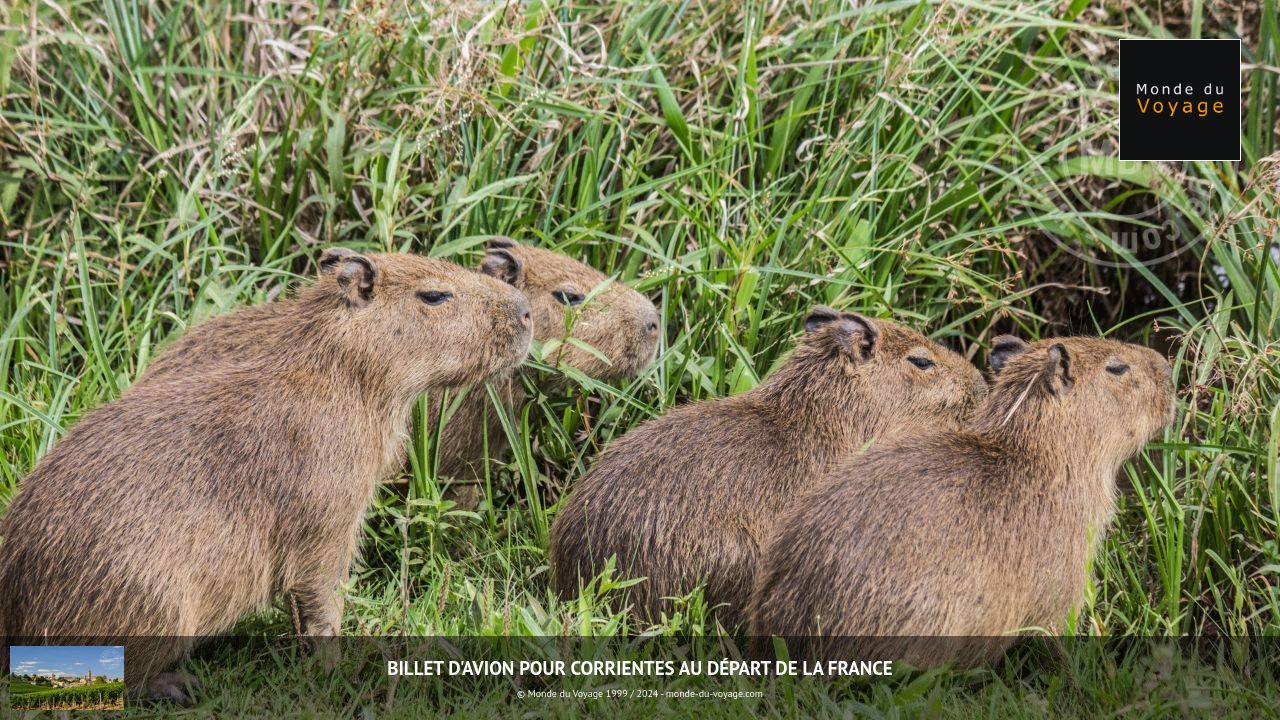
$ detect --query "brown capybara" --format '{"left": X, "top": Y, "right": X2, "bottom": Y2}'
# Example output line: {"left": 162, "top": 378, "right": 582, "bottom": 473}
{"left": 748, "top": 336, "right": 1176, "bottom": 667}
{"left": 548, "top": 306, "right": 988, "bottom": 627}
{"left": 431, "top": 237, "right": 661, "bottom": 506}
{"left": 0, "top": 249, "right": 532, "bottom": 703}
{"left": 139, "top": 237, "right": 661, "bottom": 508}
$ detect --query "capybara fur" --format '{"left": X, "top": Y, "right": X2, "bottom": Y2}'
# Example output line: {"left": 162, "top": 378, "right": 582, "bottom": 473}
{"left": 549, "top": 306, "right": 988, "bottom": 627}
{"left": 748, "top": 336, "right": 1175, "bottom": 667}
{"left": 0, "top": 249, "right": 532, "bottom": 702}
{"left": 430, "top": 238, "right": 661, "bottom": 507}
{"left": 139, "top": 237, "right": 661, "bottom": 509}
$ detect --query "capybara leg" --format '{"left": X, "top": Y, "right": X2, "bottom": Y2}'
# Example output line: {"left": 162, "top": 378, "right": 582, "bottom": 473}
{"left": 700, "top": 530, "right": 759, "bottom": 628}
{"left": 292, "top": 572, "right": 345, "bottom": 671}
{"left": 294, "top": 580, "right": 343, "bottom": 636}
{"left": 124, "top": 637, "right": 196, "bottom": 703}
{"left": 144, "top": 671, "right": 202, "bottom": 706}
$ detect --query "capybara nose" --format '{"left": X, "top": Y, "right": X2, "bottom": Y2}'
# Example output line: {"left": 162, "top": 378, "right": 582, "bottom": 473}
{"left": 514, "top": 296, "right": 532, "bottom": 329}
{"left": 641, "top": 307, "right": 661, "bottom": 336}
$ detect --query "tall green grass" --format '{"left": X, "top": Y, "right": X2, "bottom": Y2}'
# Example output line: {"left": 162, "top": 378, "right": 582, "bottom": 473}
{"left": 1, "top": 0, "right": 1279, "bottom": 713}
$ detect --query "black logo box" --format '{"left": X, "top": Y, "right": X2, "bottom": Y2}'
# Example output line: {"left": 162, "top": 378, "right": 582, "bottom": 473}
{"left": 1119, "top": 38, "right": 1241, "bottom": 161}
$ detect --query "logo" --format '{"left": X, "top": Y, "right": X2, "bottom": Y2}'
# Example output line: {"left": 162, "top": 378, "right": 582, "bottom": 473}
{"left": 1037, "top": 39, "right": 1240, "bottom": 268}
{"left": 1119, "top": 38, "right": 1241, "bottom": 161}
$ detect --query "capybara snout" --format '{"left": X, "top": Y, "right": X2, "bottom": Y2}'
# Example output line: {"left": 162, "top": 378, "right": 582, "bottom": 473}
{"left": 428, "top": 238, "right": 664, "bottom": 505}
{"left": 480, "top": 237, "right": 662, "bottom": 381}
{"left": 476, "top": 273, "right": 534, "bottom": 374}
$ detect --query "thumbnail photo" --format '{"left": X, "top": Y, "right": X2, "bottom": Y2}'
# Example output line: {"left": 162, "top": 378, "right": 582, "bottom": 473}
{"left": 8, "top": 647, "right": 125, "bottom": 711}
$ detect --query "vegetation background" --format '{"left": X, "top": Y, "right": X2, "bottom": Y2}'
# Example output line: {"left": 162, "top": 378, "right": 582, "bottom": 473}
{"left": 1, "top": 0, "right": 1278, "bottom": 716}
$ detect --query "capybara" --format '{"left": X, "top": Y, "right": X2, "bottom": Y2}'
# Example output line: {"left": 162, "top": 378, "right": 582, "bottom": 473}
{"left": 139, "top": 237, "right": 661, "bottom": 508}
{"left": 748, "top": 336, "right": 1175, "bottom": 666}
{"left": 0, "top": 249, "right": 532, "bottom": 702}
{"left": 549, "top": 306, "right": 988, "bottom": 626}
{"left": 431, "top": 237, "right": 661, "bottom": 506}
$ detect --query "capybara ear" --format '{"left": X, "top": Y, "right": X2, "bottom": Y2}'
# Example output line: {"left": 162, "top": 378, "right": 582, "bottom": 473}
{"left": 487, "top": 236, "right": 518, "bottom": 250}
{"left": 481, "top": 248, "right": 523, "bottom": 286}
{"left": 803, "top": 306, "right": 841, "bottom": 333}
{"left": 836, "top": 312, "right": 879, "bottom": 362}
{"left": 319, "top": 247, "right": 377, "bottom": 307}
{"left": 1041, "top": 342, "right": 1074, "bottom": 395}
{"left": 989, "top": 335, "right": 1029, "bottom": 374}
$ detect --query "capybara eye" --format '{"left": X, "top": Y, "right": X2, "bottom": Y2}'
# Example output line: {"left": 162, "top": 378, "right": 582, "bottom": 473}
{"left": 553, "top": 290, "right": 585, "bottom": 306}
{"left": 416, "top": 290, "right": 452, "bottom": 305}
{"left": 908, "top": 356, "right": 935, "bottom": 370}
{"left": 1106, "top": 361, "right": 1130, "bottom": 376}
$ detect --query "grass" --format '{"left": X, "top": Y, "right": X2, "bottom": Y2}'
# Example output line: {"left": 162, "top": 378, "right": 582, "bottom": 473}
{"left": 1, "top": 0, "right": 1279, "bottom": 716}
